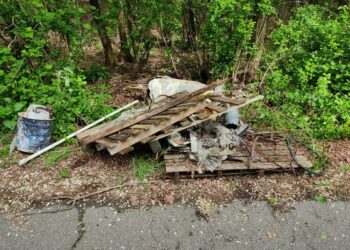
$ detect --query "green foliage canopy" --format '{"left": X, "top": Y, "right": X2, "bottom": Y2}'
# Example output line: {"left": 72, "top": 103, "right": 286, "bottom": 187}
{"left": 264, "top": 5, "right": 350, "bottom": 139}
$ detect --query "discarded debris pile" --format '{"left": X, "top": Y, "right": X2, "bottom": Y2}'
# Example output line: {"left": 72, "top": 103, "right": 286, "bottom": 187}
{"left": 165, "top": 132, "right": 311, "bottom": 179}
{"left": 77, "top": 78, "right": 262, "bottom": 154}
{"left": 76, "top": 77, "right": 312, "bottom": 178}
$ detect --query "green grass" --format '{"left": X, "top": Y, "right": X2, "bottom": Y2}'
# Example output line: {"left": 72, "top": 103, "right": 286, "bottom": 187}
{"left": 59, "top": 167, "right": 69, "bottom": 178}
{"left": 314, "top": 194, "right": 327, "bottom": 204}
{"left": 314, "top": 180, "right": 332, "bottom": 189}
{"left": 0, "top": 130, "right": 15, "bottom": 160}
{"left": 266, "top": 196, "right": 279, "bottom": 206}
{"left": 132, "top": 156, "right": 163, "bottom": 180}
{"left": 0, "top": 145, "right": 10, "bottom": 159}
{"left": 0, "top": 131, "right": 15, "bottom": 168}
{"left": 45, "top": 147, "right": 70, "bottom": 167}
{"left": 340, "top": 164, "right": 350, "bottom": 174}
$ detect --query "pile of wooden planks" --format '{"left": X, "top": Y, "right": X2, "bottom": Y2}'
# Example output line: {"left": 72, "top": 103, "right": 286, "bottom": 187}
{"left": 77, "top": 80, "right": 263, "bottom": 155}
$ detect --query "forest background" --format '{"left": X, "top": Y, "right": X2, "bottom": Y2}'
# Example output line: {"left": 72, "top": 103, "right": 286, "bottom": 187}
{"left": 0, "top": 0, "right": 349, "bottom": 142}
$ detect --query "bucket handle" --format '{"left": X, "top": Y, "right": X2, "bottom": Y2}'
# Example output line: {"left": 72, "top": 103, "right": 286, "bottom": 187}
{"left": 34, "top": 106, "right": 52, "bottom": 119}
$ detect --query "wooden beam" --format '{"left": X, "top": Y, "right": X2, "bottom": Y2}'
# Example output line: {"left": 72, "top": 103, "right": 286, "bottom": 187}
{"left": 108, "top": 133, "right": 129, "bottom": 140}
{"left": 206, "top": 104, "right": 227, "bottom": 113}
{"left": 77, "top": 79, "right": 226, "bottom": 146}
{"left": 210, "top": 96, "right": 246, "bottom": 105}
{"left": 165, "top": 161, "right": 297, "bottom": 173}
{"left": 119, "top": 147, "right": 134, "bottom": 155}
{"left": 130, "top": 124, "right": 153, "bottom": 129}
{"left": 95, "top": 138, "right": 118, "bottom": 148}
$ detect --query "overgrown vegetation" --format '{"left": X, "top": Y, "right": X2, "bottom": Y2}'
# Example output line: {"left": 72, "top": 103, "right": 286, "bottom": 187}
{"left": 262, "top": 5, "right": 350, "bottom": 139}
{"left": 0, "top": 0, "right": 349, "bottom": 141}
{"left": 132, "top": 156, "right": 163, "bottom": 180}
{"left": 0, "top": 0, "right": 112, "bottom": 139}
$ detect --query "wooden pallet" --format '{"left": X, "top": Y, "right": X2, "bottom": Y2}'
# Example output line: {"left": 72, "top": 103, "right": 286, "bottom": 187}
{"left": 164, "top": 143, "right": 310, "bottom": 179}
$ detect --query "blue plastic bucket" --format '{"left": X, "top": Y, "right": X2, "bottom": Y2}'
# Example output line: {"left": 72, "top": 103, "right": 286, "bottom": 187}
{"left": 16, "top": 112, "right": 53, "bottom": 153}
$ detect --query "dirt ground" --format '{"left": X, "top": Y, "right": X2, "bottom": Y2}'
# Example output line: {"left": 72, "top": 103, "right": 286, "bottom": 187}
{"left": 1, "top": 49, "right": 349, "bottom": 220}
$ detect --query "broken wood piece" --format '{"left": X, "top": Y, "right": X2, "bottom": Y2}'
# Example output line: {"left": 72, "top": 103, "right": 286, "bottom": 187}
{"left": 162, "top": 125, "right": 174, "bottom": 133}
{"left": 195, "top": 113, "right": 209, "bottom": 120}
{"left": 130, "top": 124, "right": 153, "bottom": 129}
{"left": 180, "top": 119, "right": 191, "bottom": 127}
{"left": 95, "top": 138, "right": 118, "bottom": 148}
{"left": 141, "top": 136, "right": 156, "bottom": 144}
{"left": 206, "top": 104, "right": 227, "bottom": 113}
{"left": 138, "top": 119, "right": 161, "bottom": 125}
{"left": 108, "top": 133, "right": 129, "bottom": 140}
{"left": 210, "top": 96, "right": 246, "bottom": 105}
{"left": 119, "top": 147, "right": 134, "bottom": 155}
{"left": 165, "top": 160, "right": 298, "bottom": 173}
{"left": 150, "top": 115, "right": 172, "bottom": 120}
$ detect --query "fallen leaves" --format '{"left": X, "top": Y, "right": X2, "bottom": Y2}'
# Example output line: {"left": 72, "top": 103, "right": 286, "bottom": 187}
{"left": 195, "top": 198, "right": 215, "bottom": 220}
{"left": 266, "top": 231, "right": 277, "bottom": 240}
{"left": 164, "top": 195, "right": 174, "bottom": 205}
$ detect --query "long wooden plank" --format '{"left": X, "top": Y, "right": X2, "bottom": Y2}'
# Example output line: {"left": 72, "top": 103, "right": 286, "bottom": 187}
{"left": 165, "top": 161, "right": 297, "bottom": 173}
{"left": 210, "top": 96, "right": 246, "bottom": 105}
{"left": 77, "top": 79, "right": 226, "bottom": 145}
{"left": 138, "top": 119, "right": 161, "bottom": 125}
{"left": 95, "top": 138, "right": 118, "bottom": 148}
{"left": 151, "top": 95, "right": 264, "bottom": 142}
{"left": 130, "top": 124, "right": 153, "bottom": 129}
{"left": 149, "top": 115, "right": 172, "bottom": 120}
{"left": 206, "top": 103, "right": 227, "bottom": 112}
{"left": 108, "top": 133, "right": 129, "bottom": 140}
{"left": 107, "top": 102, "right": 208, "bottom": 155}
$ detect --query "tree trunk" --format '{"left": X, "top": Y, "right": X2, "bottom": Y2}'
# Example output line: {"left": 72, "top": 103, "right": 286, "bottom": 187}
{"left": 117, "top": 10, "right": 133, "bottom": 63}
{"left": 245, "top": 15, "right": 267, "bottom": 84}
{"left": 89, "top": 0, "right": 116, "bottom": 67}
{"left": 182, "top": 0, "right": 197, "bottom": 46}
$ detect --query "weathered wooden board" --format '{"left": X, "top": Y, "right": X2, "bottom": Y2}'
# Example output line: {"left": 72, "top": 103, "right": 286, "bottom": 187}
{"left": 209, "top": 96, "right": 246, "bottom": 105}
{"left": 95, "top": 138, "right": 118, "bottom": 148}
{"left": 108, "top": 133, "right": 129, "bottom": 140}
{"left": 206, "top": 103, "right": 227, "bottom": 113}
{"left": 165, "top": 161, "right": 297, "bottom": 173}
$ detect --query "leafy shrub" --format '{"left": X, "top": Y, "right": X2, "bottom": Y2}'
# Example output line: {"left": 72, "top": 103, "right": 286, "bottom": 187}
{"left": 0, "top": 1, "right": 112, "bottom": 139}
{"left": 203, "top": 0, "right": 276, "bottom": 76}
{"left": 263, "top": 5, "right": 350, "bottom": 139}
{"left": 83, "top": 64, "right": 111, "bottom": 83}
{"left": 0, "top": 46, "right": 112, "bottom": 139}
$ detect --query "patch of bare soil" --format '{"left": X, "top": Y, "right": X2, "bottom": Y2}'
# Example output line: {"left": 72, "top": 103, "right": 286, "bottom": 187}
{"left": 0, "top": 140, "right": 349, "bottom": 220}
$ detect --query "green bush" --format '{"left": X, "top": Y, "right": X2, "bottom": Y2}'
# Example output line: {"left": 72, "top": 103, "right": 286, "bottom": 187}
{"left": 0, "top": 1, "right": 112, "bottom": 139}
{"left": 263, "top": 5, "right": 350, "bottom": 139}
{"left": 203, "top": 0, "right": 276, "bottom": 76}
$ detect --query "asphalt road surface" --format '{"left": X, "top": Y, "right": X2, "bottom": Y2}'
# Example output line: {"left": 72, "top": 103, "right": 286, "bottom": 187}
{"left": 1, "top": 200, "right": 349, "bottom": 250}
